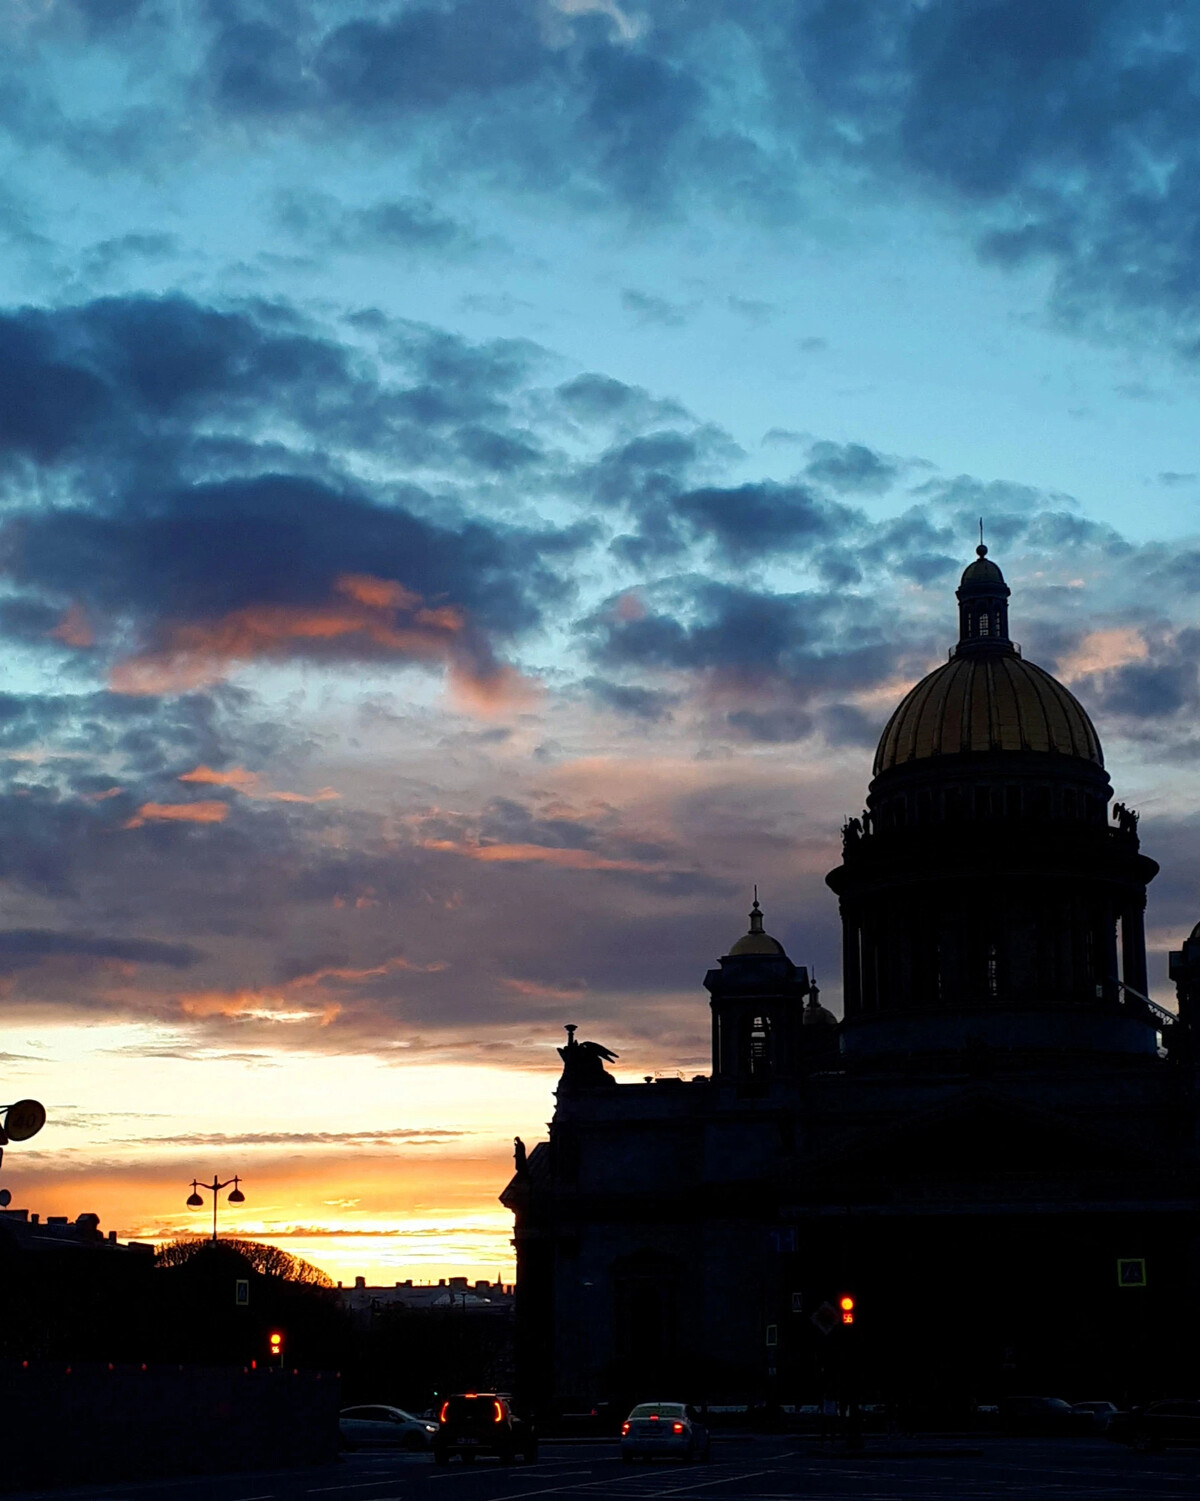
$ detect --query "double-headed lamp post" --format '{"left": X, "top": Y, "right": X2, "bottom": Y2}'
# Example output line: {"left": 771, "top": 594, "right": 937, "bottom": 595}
{"left": 186, "top": 1174, "right": 246, "bottom": 1243}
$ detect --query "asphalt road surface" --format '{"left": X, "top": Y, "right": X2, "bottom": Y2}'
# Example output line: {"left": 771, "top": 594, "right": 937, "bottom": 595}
{"left": 14, "top": 1435, "right": 1200, "bottom": 1501}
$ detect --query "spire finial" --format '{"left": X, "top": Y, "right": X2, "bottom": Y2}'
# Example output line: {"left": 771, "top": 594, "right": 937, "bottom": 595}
{"left": 977, "top": 517, "right": 987, "bottom": 557}
{"left": 749, "top": 888, "right": 764, "bottom": 933}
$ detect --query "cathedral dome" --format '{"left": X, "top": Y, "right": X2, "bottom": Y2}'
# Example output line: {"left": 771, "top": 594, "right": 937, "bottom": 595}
{"left": 874, "top": 651, "right": 1103, "bottom": 774}
{"left": 874, "top": 545, "right": 1103, "bottom": 774}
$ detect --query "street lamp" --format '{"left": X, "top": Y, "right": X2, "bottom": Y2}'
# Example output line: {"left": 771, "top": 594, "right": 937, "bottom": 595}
{"left": 186, "top": 1174, "right": 246, "bottom": 1243}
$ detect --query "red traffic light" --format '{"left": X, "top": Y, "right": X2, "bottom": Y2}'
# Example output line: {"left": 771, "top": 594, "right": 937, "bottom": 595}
{"left": 269, "top": 1331, "right": 284, "bottom": 1352}
{"left": 839, "top": 1294, "right": 855, "bottom": 1325}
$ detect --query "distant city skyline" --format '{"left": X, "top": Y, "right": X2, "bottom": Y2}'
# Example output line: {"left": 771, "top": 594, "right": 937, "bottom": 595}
{"left": 2, "top": 0, "right": 1199, "bottom": 1283}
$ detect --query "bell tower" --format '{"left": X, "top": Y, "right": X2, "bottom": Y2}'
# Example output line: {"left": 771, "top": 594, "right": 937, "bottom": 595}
{"left": 704, "top": 896, "right": 824, "bottom": 1087}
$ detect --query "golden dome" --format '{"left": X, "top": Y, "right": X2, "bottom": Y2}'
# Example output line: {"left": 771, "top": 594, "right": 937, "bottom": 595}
{"left": 875, "top": 651, "right": 1102, "bottom": 775}
{"left": 729, "top": 930, "right": 786, "bottom": 956}
{"left": 728, "top": 895, "right": 786, "bottom": 956}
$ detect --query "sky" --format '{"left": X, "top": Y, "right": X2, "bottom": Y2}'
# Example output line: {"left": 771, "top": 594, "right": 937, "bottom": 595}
{"left": 2, "top": 0, "right": 1200, "bottom": 1284}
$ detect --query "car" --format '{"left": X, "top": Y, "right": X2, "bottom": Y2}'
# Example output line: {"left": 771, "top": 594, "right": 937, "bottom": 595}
{"left": 1109, "top": 1399, "right": 1200, "bottom": 1450}
{"left": 339, "top": 1405, "right": 439, "bottom": 1451}
{"left": 433, "top": 1393, "right": 537, "bottom": 1465}
{"left": 620, "top": 1402, "right": 710, "bottom": 1463}
{"left": 999, "top": 1396, "right": 1082, "bottom": 1435}
{"left": 1072, "top": 1400, "right": 1120, "bottom": 1430}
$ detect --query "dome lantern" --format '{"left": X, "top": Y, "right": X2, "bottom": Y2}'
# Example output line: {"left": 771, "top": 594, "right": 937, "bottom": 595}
{"left": 956, "top": 542, "right": 1011, "bottom": 654}
{"left": 875, "top": 546, "right": 1102, "bottom": 774}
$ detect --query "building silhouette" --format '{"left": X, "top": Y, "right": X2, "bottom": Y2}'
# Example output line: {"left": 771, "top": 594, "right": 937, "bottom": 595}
{"left": 503, "top": 548, "right": 1198, "bottom": 1410}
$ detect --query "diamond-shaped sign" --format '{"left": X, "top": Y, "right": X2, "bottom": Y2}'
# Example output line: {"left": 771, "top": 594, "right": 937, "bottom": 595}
{"left": 810, "top": 1300, "right": 839, "bottom": 1336}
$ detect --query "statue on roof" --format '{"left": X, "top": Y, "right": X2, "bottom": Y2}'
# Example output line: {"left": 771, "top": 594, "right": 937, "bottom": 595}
{"left": 557, "top": 1024, "right": 619, "bottom": 1090}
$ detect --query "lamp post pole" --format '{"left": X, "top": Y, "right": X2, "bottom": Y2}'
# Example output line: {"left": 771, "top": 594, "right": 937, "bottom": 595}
{"left": 186, "top": 1175, "right": 245, "bottom": 1243}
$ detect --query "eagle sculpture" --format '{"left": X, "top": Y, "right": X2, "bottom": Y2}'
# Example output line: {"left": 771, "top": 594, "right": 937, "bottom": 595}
{"left": 557, "top": 1024, "right": 619, "bottom": 1088}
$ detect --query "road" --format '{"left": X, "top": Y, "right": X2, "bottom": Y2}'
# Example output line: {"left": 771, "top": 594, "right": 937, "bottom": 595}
{"left": 13, "top": 1435, "right": 1200, "bottom": 1501}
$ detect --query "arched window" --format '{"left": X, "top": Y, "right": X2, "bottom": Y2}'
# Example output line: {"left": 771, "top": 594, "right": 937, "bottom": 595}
{"left": 986, "top": 942, "right": 999, "bottom": 999}
{"left": 978, "top": 611, "right": 990, "bottom": 636}
{"left": 748, "top": 1014, "right": 771, "bottom": 1076}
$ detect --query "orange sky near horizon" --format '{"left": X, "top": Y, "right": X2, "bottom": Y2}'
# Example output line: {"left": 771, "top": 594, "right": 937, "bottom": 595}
{"left": 7, "top": 1141, "right": 521, "bottom": 1286}
{"left": 0, "top": 1033, "right": 590, "bottom": 1286}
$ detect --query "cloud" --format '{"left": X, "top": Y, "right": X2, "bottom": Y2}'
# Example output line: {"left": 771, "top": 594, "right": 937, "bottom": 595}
{"left": 1057, "top": 627, "right": 1149, "bottom": 679}
{"left": 107, "top": 573, "right": 474, "bottom": 695}
{"left": 804, "top": 441, "right": 899, "bottom": 495}
{"left": 557, "top": 373, "right": 686, "bottom": 427}
{"left": 123, "top": 801, "right": 229, "bottom": 828}
{"left": 0, "top": 929, "right": 200, "bottom": 973}
{"left": 784, "top": 0, "right": 1200, "bottom": 352}
{"left": 123, "top": 1127, "right": 465, "bottom": 1147}
{"left": 179, "top": 765, "right": 340, "bottom": 803}
{"left": 499, "top": 977, "right": 585, "bottom": 1000}
{"left": 0, "top": 294, "right": 589, "bottom": 702}
{"left": 420, "top": 838, "right": 653, "bottom": 872}
{"left": 585, "top": 578, "right": 892, "bottom": 701}
{"left": 621, "top": 289, "right": 697, "bottom": 328}
{"left": 6, "top": 0, "right": 1200, "bottom": 358}
{"left": 80, "top": 232, "right": 179, "bottom": 281}
{"left": 728, "top": 295, "right": 774, "bottom": 325}
{"left": 726, "top": 706, "right": 815, "bottom": 743}
{"left": 178, "top": 765, "right": 260, "bottom": 793}
{"left": 584, "top": 677, "right": 677, "bottom": 722}
{"left": 276, "top": 190, "right": 484, "bottom": 258}
{"left": 550, "top": 0, "right": 643, "bottom": 45}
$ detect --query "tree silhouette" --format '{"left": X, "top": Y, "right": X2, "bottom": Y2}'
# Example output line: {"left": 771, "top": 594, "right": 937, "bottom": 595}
{"left": 154, "top": 1237, "right": 334, "bottom": 1286}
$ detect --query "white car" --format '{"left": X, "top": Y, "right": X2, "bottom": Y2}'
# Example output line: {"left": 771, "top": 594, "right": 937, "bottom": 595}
{"left": 340, "top": 1405, "right": 440, "bottom": 1451}
{"left": 620, "top": 1402, "right": 710, "bottom": 1462}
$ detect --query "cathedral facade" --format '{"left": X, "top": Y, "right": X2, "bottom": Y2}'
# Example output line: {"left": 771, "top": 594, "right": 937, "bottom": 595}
{"left": 502, "top": 550, "right": 1200, "bottom": 1410}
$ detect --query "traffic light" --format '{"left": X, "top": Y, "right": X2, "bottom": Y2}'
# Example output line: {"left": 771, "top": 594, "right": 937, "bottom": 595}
{"left": 839, "top": 1294, "right": 855, "bottom": 1326}
{"left": 268, "top": 1330, "right": 284, "bottom": 1364}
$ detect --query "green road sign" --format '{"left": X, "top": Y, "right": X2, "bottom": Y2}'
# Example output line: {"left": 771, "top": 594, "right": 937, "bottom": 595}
{"left": 1117, "top": 1257, "right": 1147, "bottom": 1287}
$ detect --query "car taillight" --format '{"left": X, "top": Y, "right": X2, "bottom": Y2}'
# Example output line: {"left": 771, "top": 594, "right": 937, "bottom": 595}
{"left": 493, "top": 1401, "right": 503, "bottom": 1423}
{"left": 439, "top": 1403, "right": 449, "bottom": 1423}
{"left": 650, "top": 1414, "right": 659, "bottom": 1421}
{"left": 672, "top": 1422, "right": 684, "bottom": 1433}
{"left": 621, "top": 1422, "right": 630, "bottom": 1435}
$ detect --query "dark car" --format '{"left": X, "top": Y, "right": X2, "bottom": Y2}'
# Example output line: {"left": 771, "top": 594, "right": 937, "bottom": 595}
{"left": 1000, "top": 1396, "right": 1083, "bottom": 1435}
{"left": 433, "top": 1393, "right": 537, "bottom": 1465}
{"left": 1109, "top": 1399, "right": 1200, "bottom": 1450}
{"left": 1071, "top": 1400, "right": 1119, "bottom": 1431}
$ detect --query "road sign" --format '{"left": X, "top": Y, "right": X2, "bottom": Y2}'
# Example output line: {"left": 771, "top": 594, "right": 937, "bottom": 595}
{"left": 4, "top": 1100, "right": 46, "bottom": 1142}
{"left": 811, "top": 1301, "right": 839, "bottom": 1336}
{"left": 1117, "top": 1257, "right": 1147, "bottom": 1287}
{"left": 765, "top": 1324, "right": 778, "bottom": 1347}
{"left": 791, "top": 1291, "right": 803, "bottom": 1313}
{"left": 235, "top": 1278, "right": 249, "bottom": 1306}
